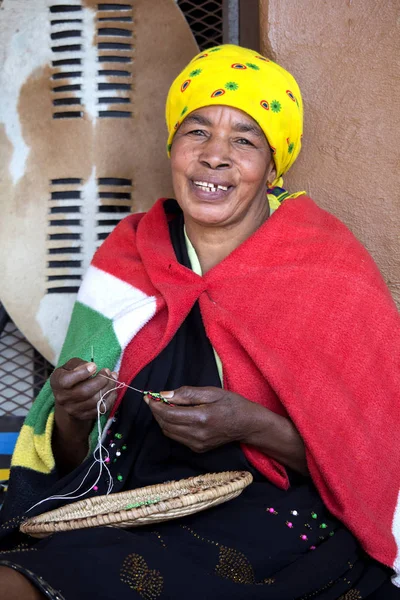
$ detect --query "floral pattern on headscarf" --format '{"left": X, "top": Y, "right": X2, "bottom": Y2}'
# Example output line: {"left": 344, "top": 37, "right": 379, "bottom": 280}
{"left": 165, "top": 44, "right": 304, "bottom": 193}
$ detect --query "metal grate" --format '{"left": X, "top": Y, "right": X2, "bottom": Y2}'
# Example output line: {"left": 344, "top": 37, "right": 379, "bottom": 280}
{"left": 177, "top": 0, "right": 223, "bottom": 50}
{"left": 0, "top": 0, "right": 226, "bottom": 413}
{"left": 0, "top": 320, "right": 53, "bottom": 416}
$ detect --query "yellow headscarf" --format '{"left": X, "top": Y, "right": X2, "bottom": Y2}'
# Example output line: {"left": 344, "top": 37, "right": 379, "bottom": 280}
{"left": 165, "top": 44, "right": 305, "bottom": 209}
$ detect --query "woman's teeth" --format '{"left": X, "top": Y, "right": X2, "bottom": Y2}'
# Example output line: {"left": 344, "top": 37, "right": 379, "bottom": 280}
{"left": 193, "top": 181, "right": 228, "bottom": 193}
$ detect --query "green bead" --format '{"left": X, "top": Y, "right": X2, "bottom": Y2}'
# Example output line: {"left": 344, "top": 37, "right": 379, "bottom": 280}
{"left": 311, "top": 512, "right": 317, "bottom": 519}
{"left": 126, "top": 502, "right": 143, "bottom": 509}
{"left": 122, "top": 445, "right": 127, "bottom": 451}
{"left": 320, "top": 523, "right": 328, "bottom": 529}
{"left": 115, "top": 433, "right": 122, "bottom": 439}
{"left": 117, "top": 474, "right": 123, "bottom": 482}
{"left": 329, "top": 531, "right": 335, "bottom": 536}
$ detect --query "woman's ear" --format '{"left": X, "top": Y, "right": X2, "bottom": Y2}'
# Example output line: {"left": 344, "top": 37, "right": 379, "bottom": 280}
{"left": 267, "top": 161, "right": 277, "bottom": 188}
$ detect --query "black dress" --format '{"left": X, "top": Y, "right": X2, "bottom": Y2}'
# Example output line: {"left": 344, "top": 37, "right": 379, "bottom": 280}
{"left": 0, "top": 211, "right": 397, "bottom": 600}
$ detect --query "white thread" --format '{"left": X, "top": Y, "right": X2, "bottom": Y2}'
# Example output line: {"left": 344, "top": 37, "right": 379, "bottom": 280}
{"left": 98, "top": 374, "right": 147, "bottom": 445}
{"left": 26, "top": 382, "right": 124, "bottom": 514}
{"left": 98, "top": 373, "right": 144, "bottom": 395}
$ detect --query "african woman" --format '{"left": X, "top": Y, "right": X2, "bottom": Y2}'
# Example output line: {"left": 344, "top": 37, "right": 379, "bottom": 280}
{"left": 0, "top": 45, "right": 399, "bottom": 600}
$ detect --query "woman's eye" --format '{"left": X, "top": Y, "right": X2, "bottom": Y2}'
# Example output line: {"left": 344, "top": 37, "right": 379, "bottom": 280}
{"left": 188, "top": 129, "right": 206, "bottom": 136}
{"left": 236, "top": 138, "right": 253, "bottom": 146}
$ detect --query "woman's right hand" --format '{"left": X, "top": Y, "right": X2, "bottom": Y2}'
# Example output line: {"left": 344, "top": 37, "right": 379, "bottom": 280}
{"left": 50, "top": 358, "right": 118, "bottom": 472}
{"left": 50, "top": 357, "right": 118, "bottom": 423}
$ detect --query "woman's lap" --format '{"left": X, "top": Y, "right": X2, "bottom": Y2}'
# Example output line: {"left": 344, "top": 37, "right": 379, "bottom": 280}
{"left": 368, "top": 579, "right": 400, "bottom": 600}
{"left": 0, "top": 485, "right": 395, "bottom": 600}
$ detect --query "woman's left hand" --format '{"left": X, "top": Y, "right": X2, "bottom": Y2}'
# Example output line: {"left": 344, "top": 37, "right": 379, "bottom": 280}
{"left": 144, "top": 386, "right": 254, "bottom": 453}
{"left": 145, "top": 386, "right": 309, "bottom": 475}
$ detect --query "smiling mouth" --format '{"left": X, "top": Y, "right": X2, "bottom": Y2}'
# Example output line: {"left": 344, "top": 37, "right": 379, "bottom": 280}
{"left": 193, "top": 180, "right": 231, "bottom": 193}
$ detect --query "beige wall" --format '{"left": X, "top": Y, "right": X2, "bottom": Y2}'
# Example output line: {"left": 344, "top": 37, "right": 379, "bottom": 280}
{"left": 260, "top": 0, "right": 400, "bottom": 307}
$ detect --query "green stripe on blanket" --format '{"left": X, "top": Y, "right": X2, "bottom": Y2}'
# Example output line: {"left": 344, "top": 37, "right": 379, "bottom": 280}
{"left": 12, "top": 301, "right": 122, "bottom": 474}
{"left": 58, "top": 302, "right": 122, "bottom": 371}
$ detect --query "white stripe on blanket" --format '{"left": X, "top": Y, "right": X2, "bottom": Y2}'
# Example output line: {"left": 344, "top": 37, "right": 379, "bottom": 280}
{"left": 392, "top": 489, "right": 400, "bottom": 586}
{"left": 78, "top": 265, "right": 157, "bottom": 351}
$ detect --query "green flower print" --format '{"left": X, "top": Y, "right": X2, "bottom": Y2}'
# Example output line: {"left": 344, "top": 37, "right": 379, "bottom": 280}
{"left": 209, "top": 47, "right": 222, "bottom": 52}
{"left": 225, "top": 81, "right": 239, "bottom": 91}
{"left": 271, "top": 100, "right": 281, "bottom": 113}
{"left": 288, "top": 142, "right": 295, "bottom": 154}
{"left": 189, "top": 68, "right": 202, "bottom": 77}
{"left": 246, "top": 62, "right": 260, "bottom": 70}
{"left": 180, "top": 106, "right": 188, "bottom": 117}
{"left": 167, "top": 143, "right": 172, "bottom": 153}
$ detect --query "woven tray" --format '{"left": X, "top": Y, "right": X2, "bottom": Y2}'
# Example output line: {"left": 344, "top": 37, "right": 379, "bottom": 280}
{"left": 20, "top": 471, "right": 253, "bottom": 538}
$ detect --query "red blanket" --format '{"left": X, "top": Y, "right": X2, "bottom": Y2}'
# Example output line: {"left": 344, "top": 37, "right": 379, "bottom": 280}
{"left": 93, "top": 196, "right": 400, "bottom": 576}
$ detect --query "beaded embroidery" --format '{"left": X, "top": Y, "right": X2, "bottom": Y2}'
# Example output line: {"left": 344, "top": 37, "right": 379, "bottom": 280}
{"left": 299, "top": 579, "right": 334, "bottom": 599}
{"left": 150, "top": 531, "right": 167, "bottom": 549}
{"left": 0, "top": 542, "right": 37, "bottom": 555}
{"left": 120, "top": 554, "right": 163, "bottom": 599}
{"left": 180, "top": 525, "right": 275, "bottom": 586}
{"left": 337, "top": 591, "right": 362, "bottom": 600}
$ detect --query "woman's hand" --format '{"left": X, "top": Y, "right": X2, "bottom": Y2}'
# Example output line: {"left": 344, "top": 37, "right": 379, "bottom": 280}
{"left": 51, "top": 358, "right": 118, "bottom": 423}
{"left": 145, "top": 386, "right": 252, "bottom": 453}
{"left": 145, "top": 386, "right": 308, "bottom": 475}
{"left": 50, "top": 358, "right": 118, "bottom": 473}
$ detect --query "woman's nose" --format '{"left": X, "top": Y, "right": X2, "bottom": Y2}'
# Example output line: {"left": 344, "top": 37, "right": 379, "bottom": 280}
{"left": 199, "top": 137, "right": 231, "bottom": 170}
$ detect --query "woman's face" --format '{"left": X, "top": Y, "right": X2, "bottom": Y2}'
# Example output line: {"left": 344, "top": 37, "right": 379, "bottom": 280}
{"left": 170, "top": 105, "right": 276, "bottom": 229}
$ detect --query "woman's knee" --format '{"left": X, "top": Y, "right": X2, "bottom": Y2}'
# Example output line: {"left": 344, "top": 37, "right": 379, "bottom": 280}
{"left": 0, "top": 565, "right": 45, "bottom": 599}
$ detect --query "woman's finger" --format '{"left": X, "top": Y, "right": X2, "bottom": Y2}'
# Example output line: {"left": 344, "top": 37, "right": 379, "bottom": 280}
{"left": 159, "top": 427, "right": 210, "bottom": 453}
{"left": 55, "top": 369, "right": 115, "bottom": 403}
{"left": 159, "top": 386, "right": 223, "bottom": 406}
{"left": 147, "top": 399, "right": 202, "bottom": 426}
{"left": 51, "top": 361, "right": 97, "bottom": 391}
{"left": 63, "top": 389, "right": 118, "bottom": 420}
{"left": 79, "top": 378, "right": 118, "bottom": 410}
{"left": 62, "top": 357, "right": 89, "bottom": 371}
{"left": 160, "top": 420, "right": 196, "bottom": 439}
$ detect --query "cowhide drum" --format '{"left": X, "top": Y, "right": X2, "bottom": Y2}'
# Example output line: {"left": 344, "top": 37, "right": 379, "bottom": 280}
{"left": 0, "top": 0, "right": 198, "bottom": 364}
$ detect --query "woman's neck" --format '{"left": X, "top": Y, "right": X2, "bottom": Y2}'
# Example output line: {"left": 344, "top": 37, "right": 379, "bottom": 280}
{"left": 184, "top": 206, "right": 270, "bottom": 274}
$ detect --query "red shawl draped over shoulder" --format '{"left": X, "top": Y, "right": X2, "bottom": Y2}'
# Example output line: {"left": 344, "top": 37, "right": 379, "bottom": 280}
{"left": 92, "top": 196, "right": 400, "bottom": 578}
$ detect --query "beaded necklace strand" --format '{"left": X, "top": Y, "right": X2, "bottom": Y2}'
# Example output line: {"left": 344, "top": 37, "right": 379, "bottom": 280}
{"left": 98, "top": 373, "right": 174, "bottom": 405}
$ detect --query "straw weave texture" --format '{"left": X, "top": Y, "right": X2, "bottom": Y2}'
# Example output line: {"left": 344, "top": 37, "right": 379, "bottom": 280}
{"left": 21, "top": 471, "right": 253, "bottom": 538}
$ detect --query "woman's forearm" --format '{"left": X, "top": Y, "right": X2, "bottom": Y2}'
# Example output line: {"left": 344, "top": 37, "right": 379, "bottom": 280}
{"left": 52, "top": 409, "right": 93, "bottom": 475}
{"left": 240, "top": 402, "right": 309, "bottom": 476}
{"left": 49, "top": 360, "right": 117, "bottom": 475}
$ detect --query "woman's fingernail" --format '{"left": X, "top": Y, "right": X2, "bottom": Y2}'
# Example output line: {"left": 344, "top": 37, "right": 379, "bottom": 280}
{"left": 143, "top": 395, "right": 150, "bottom": 405}
{"left": 111, "top": 372, "right": 118, "bottom": 380}
{"left": 86, "top": 362, "right": 96, "bottom": 373}
{"left": 160, "top": 390, "right": 174, "bottom": 399}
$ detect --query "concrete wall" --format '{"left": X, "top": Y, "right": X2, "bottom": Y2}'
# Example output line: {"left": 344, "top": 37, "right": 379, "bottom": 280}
{"left": 260, "top": 0, "right": 400, "bottom": 307}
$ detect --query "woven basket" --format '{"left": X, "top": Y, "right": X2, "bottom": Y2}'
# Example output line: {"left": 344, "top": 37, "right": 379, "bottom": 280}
{"left": 20, "top": 471, "right": 253, "bottom": 538}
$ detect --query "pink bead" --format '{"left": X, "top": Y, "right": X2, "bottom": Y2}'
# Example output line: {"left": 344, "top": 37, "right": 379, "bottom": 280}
{"left": 286, "top": 522, "right": 293, "bottom": 528}
{"left": 268, "top": 508, "right": 275, "bottom": 513}
{"left": 93, "top": 486, "right": 98, "bottom": 491}
{"left": 300, "top": 534, "right": 308, "bottom": 541}
{"left": 310, "top": 545, "right": 316, "bottom": 550}
{"left": 105, "top": 457, "right": 110, "bottom": 463}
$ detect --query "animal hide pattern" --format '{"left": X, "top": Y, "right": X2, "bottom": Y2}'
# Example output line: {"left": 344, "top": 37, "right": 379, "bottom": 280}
{"left": 0, "top": 0, "right": 197, "bottom": 364}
